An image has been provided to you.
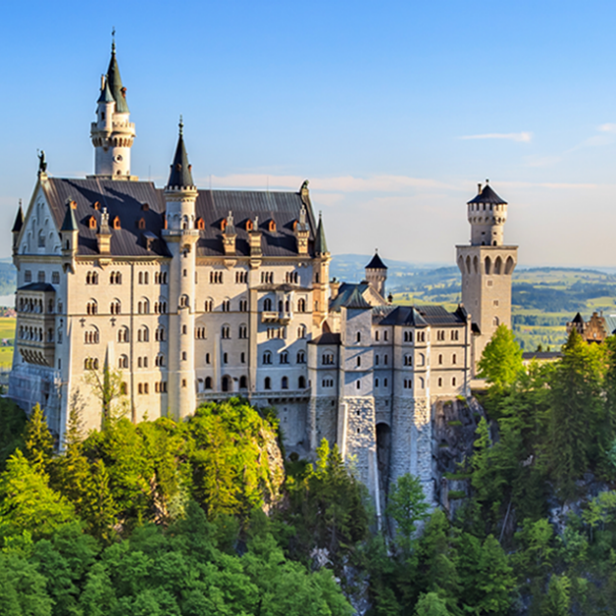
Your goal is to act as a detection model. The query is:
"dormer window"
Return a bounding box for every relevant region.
[268,220,276,232]
[246,219,253,231]
[93,201,100,210]
[221,218,227,231]
[197,217,205,230]
[137,218,146,230]
[88,216,97,230]
[112,216,121,230]
[141,203,149,211]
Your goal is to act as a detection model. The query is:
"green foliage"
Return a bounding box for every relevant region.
[477,324,524,389]
[413,592,451,616]
[544,574,571,616]
[0,398,26,472]
[24,404,54,473]
[386,474,429,555]
[0,449,74,542]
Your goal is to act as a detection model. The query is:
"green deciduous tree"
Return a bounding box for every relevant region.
[477,324,524,390]
[413,592,451,616]
[24,404,54,473]
[0,552,52,616]
[0,449,74,541]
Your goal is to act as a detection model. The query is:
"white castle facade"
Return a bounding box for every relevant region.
[8,44,517,502]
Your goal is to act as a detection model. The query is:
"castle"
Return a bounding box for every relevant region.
[8,43,517,503]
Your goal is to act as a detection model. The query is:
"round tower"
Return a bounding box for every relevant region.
[365,250,388,297]
[89,40,136,180]
[162,119,199,419]
[467,180,508,246]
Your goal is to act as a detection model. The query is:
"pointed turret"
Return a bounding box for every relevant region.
[12,203,23,255]
[60,203,78,232]
[90,37,136,180]
[315,212,328,255]
[106,39,129,113]
[365,250,387,297]
[166,119,195,189]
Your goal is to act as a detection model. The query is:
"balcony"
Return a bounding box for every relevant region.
[261,311,292,325]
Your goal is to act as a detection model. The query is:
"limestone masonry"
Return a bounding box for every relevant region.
[8,43,516,504]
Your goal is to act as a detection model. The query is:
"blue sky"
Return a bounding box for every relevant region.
[2,0,616,266]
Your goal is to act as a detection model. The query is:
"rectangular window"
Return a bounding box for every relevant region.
[25,270,32,283]
[38,271,45,283]
[52,272,60,284]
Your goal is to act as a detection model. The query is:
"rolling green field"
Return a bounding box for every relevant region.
[0,317,15,369]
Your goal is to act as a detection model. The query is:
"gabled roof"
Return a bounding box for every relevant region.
[330,282,372,311]
[39,178,318,258]
[166,122,194,189]
[12,206,23,233]
[366,252,387,270]
[106,45,129,113]
[467,184,507,205]
[378,306,429,327]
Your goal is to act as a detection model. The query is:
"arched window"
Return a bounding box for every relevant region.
[86,300,97,315]
[281,376,288,389]
[221,325,230,339]
[118,355,128,369]
[204,298,213,312]
[239,375,248,389]
[264,377,271,390]
[404,354,412,366]
[494,256,502,275]
[179,295,189,308]
[485,256,492,275]
[221,375,230,392]
[137,326,149,342]
[205,377,212,390]
[297,325,306,339]
[298,298,306,312]
[438,377,443,387]
[222,299,231,312]
[452,377,457,387]
[438,354,443,365]
[263,351,272,365]
[84,327,99,344]
[298,375,306,389]
[155,326,165,342]
[238,324,247,339]
[297,350,306,364]
[323,353,334,365]
[419,353,425,366]
[137,299,150,314]
[280,351,289,364]
[118,327,129,343]
[155,354,165,367]
[86,271,98,285]
[110,299,121,315]
[263,298,272,312]
[356,332,361,343]
[493,316,500,327]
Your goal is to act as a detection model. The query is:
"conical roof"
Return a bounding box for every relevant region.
[97,76,114,104]
[366,251,387,270]
[166,120,195,189]
[467,183,507,205]
[315,212,328,254]
[60,204,78,232]
[106,44,129,113]
[11,205,23,233]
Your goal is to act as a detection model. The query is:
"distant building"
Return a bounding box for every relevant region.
[9,41,512,504]
[566,311,616,344]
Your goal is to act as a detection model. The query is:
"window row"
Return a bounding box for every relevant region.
[262,350,306,365]
[19,326,53,342]
[437,376,457,388]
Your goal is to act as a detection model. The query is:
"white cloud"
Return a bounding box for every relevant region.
[459,132,533,143]
[599,123,616,133]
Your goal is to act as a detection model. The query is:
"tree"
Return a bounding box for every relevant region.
[24,404,54,473]
[548,329,603,499]
[82,460,118,543]
[476,534,515,614]
[543,574,571,616]
[0,552,53,616]
[386,474,429,555]
[0,449,74,541]
[0,398,27,472]
[84,364,129,428]
[414,592,451,616]
[477,324,523,390]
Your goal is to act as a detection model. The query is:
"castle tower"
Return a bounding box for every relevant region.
[89,39,137,180]
[365,251,387,297]
[312,200,331,328]
[456,181,518,369]
[162,120,199,419]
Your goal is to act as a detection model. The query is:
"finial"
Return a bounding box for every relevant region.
[319,210,322,218]
[37,150,47,175]
[18,199,22,208]
[485,178,490,184]
[179,115,184,136]
[111,27,116,53]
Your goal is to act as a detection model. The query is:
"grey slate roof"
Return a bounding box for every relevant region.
[467,184,507,205]
[377,304,466,327]
[315,213,328,254]
[18,283,55,292]
[41,178,318,258]
[60,204,78,232]
[310,332,341,346]
[97,77,114,104]
[366,252,387,270]
[330,283,372,311]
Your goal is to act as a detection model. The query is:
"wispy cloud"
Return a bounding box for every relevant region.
[459,132,533,143]
[599,123,616,133]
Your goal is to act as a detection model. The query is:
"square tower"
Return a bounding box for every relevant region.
[456,182,517,369]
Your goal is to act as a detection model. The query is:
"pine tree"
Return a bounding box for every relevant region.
[24,404,54,473]
[548,329,603,499]
[386,474,429,555]
[476,534,515,614]
[82,459,118,543]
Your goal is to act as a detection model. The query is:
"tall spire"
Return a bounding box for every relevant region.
[166,117,195,189]
[315,211,328,255]
[106,32,129,113]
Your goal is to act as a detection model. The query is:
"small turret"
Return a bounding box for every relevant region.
[96,207,112,254]
[295,203,310,255]
[365,250,387,297]
[315,212,328,256]
[166,118,195,191]
[60,200,78,257]
[467,180,508,246]
[222,211,237,255]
